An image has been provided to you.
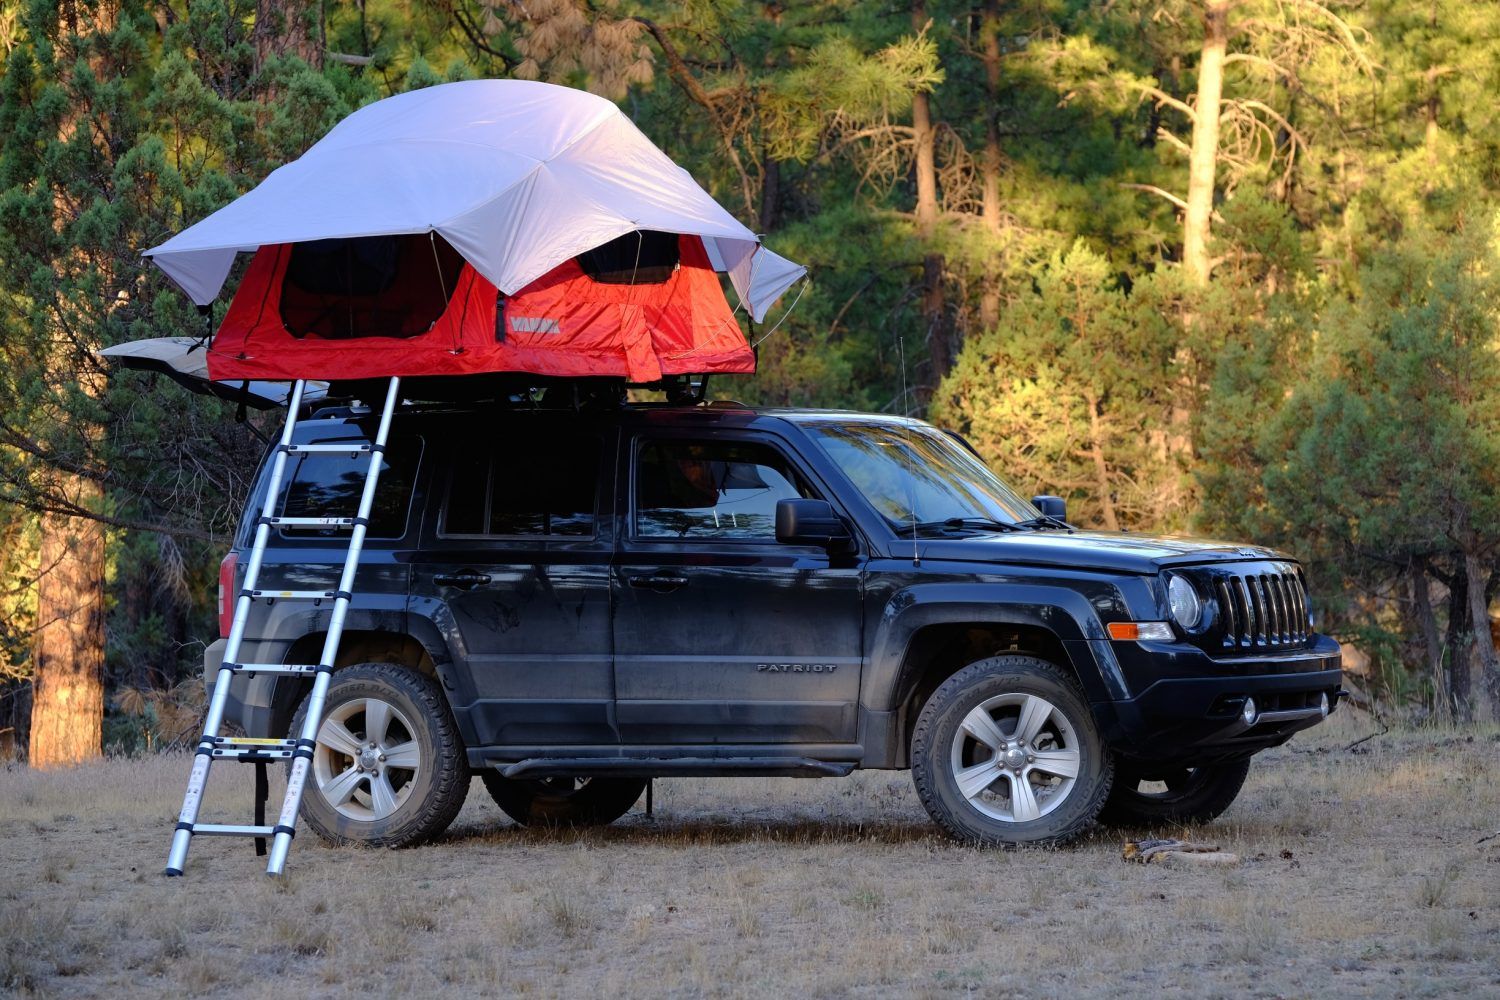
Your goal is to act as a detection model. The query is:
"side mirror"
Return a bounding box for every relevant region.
[1031,495,1066,521]
[776,498,852,549]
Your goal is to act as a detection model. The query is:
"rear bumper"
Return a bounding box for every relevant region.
[202,638,280,737]
[1097,634,1343,766]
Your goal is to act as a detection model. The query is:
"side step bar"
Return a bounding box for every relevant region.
[497,757,855,779]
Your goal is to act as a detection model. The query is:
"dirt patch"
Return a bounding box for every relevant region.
[2,713,1498,997]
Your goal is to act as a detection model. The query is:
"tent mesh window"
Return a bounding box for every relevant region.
[577,230,680,285]
[280,234,467,339]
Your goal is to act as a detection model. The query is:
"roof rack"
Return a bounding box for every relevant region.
[308,373,713,417]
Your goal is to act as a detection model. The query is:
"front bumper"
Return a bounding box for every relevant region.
[1096,634,1343,765]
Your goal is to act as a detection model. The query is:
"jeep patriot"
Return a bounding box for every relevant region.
[206,391,1343,846]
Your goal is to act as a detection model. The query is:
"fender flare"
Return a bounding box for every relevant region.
[862,582,1129,711]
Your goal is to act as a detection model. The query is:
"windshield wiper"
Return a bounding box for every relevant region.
[1013,514,1073,531]
[910,516,1022,535]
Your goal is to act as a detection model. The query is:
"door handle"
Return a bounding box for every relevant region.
[627,574,690,592]
[433,570,491,590]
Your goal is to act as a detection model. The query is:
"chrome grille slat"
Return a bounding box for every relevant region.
[1279,575,1297,642]
[1238,577,1256,646]
[1217,579,1238,646]
[1290,574,1308,639]
[1267,576,1287,643]
[1250,577,1268,645]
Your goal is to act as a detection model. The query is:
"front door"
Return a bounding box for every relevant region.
[612,430,864,746]
[410,415,617,747]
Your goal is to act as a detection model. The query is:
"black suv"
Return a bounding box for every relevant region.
[207,394,1342,847]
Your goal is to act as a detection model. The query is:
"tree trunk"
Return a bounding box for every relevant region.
[1182,1,1228,287]
[1444,556,1473,722]
[1083,389,1120,531]
[911,3,949,385]
[759,153,781,234]
[254,0,323,70]
[25,0,115,770]
[1464,552,1500,717]
[1409,557,1446,718]
[29,510,105,767]
[979,0,1003,331]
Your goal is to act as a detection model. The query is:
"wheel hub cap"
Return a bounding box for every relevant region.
[358,747,381,770]
[1002,745,1027,770]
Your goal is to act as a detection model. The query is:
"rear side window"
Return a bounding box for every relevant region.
[440,430,601,537]
[634,438,810,540]
[277,435,421,539]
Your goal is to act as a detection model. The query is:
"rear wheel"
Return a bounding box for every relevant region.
[290,663,468,847]
[481,773,646,827]
[1098,759,1250,827]
[910,655,1112,847]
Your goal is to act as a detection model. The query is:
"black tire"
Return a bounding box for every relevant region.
[911,655,1113,847]
[480,773,646,827]
[289,663,468,847]
[1097,758,1250,827]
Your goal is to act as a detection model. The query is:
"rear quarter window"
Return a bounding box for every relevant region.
[276,433,422,539]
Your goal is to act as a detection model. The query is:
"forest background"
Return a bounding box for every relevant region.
[1,0,1497,765]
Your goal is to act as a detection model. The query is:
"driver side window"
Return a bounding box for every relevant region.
[634,438,810,540]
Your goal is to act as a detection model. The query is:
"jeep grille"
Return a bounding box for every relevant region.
[1210,567,1309,650]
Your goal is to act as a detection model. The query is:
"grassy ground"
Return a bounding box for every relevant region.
[2,711,1498,998]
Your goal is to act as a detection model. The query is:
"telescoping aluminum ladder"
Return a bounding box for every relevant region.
[165,377,401,877]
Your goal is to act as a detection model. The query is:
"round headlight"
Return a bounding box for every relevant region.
[1167,575,1202,630]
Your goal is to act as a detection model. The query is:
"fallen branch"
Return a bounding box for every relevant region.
[1477,829,1499,846]
[1341,717,1388,752]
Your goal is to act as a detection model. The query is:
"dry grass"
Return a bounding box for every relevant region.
[2,712,1498,998]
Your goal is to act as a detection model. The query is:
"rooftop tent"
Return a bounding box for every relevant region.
[209,229,750,382]
[142,80,806,384]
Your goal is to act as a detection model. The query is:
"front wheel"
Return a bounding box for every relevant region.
[910,655,1113,847]
[1098,759,1251,827]
[480,773,646,827]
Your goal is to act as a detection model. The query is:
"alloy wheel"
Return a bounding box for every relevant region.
[312,697,422,821]
[947,692,1082,823]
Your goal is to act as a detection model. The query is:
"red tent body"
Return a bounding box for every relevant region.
[204,233,754,383]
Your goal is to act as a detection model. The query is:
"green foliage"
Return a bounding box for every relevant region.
[933,244,1187,530]
[1,0,1499,727]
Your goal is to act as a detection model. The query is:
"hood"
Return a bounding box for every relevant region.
[915,530,1287,575]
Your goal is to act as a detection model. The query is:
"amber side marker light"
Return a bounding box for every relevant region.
[1108,621,1174,641]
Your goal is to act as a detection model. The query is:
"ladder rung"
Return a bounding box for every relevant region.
[190,827,279,839]
[285,443,374,454]
[191,824,277,838]
[225,662,323,676]
[207,737,297,760]
[265,516,357,527]
[245,589,341,601]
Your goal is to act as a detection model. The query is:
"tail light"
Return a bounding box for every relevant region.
[218,551,238,638]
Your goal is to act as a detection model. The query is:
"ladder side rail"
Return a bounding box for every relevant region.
[267,376,402,875]
[167,379,308,876]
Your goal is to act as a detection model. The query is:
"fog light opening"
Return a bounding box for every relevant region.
[1241,696,1258,726]
[1319,692,1330,718]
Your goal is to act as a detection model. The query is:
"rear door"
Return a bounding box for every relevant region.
[611,427,864,746]
[409,413,617,747]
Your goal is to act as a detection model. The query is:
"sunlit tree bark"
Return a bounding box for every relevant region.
[1182,1,1228,286]
[29,505,104,767]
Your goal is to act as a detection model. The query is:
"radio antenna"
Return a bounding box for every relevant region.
[896,330,920,568]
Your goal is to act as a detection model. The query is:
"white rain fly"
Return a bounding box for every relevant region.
[145,80,805,322]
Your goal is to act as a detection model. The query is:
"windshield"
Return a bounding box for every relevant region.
[802,419,1038,532]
